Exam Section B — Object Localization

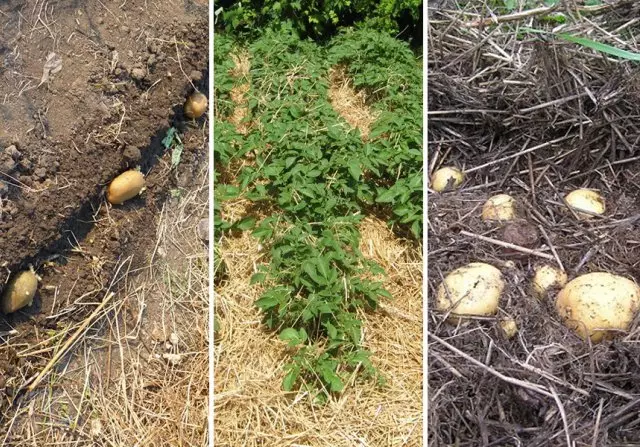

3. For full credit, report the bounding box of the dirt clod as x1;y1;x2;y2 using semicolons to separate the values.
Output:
130;67;147;81
500;221;539;249
123;145;141;163
197;218;209;242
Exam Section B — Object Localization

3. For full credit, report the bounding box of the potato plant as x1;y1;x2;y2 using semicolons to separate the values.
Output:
214;26;422;402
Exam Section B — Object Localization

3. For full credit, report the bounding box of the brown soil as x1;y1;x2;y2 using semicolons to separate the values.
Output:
0;0;208;438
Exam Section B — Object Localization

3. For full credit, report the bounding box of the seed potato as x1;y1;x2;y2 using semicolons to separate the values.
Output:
436;262;505;321
555;272;640;342
1;270;38;314
107;170;145;205
532;264;568;299
482;194;517;222
184;92;208;119
430;167;463;192
564;189;605;219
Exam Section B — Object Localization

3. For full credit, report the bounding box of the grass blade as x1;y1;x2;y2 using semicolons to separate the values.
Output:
521;27;640;61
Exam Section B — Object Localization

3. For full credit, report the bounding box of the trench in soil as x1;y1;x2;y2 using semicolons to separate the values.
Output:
0;0;209;433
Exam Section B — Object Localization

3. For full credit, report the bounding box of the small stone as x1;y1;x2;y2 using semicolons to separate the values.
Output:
169;332;179;346
34;167;47;180
2;157;16;172
150;325;165;342
123;145;141;163
500;221;540;258
90;419;103;438
18;158;32;171
190;70;202;82
130;67;146;81
4;145;20;160
197;218;209;242
162;353;182;366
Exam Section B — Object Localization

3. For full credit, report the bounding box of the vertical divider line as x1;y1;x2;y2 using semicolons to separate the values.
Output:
208;2;215;446
423;2;429;446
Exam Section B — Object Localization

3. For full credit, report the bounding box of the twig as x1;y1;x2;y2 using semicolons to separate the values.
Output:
538;225;564;272
25;291;115;392
459;230;555;260
428;332;554;398
463;136;572;174
174;36;196;91
550;386;572;447
592;398;604;447
463;2;618;28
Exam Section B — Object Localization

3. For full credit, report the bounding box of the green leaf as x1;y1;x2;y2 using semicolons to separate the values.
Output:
171;143;183;168
279;328;300;342
303;261;325;285
522;27;640;61
503;0;517;11
283;367;299;391
317;256;331;279
162;127;176;148
255;295;280;310
347;161;362;181
325;321;338;339
376;188;397;203
558;33;640;61
234;216;257;231
216;185;240;201
250;273;267;284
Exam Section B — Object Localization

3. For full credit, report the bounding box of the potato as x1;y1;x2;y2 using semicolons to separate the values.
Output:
436;262;504;320
482;194;517;221
1;270;38;314
107;170;145;205
184;92;208;119
564;189;605;219
430;167;463;192
556;272;640;342
499;318;518;339
532;264;567;299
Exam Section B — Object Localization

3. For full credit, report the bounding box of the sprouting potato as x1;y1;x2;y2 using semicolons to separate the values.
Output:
107;170;145;205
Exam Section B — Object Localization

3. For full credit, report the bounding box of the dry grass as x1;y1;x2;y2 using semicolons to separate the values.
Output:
228;52;252;135
214;215;422;447
3;165;209;447
328;65;380;140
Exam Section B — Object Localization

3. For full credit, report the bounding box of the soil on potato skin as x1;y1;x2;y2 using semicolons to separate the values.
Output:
0;0;208;431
